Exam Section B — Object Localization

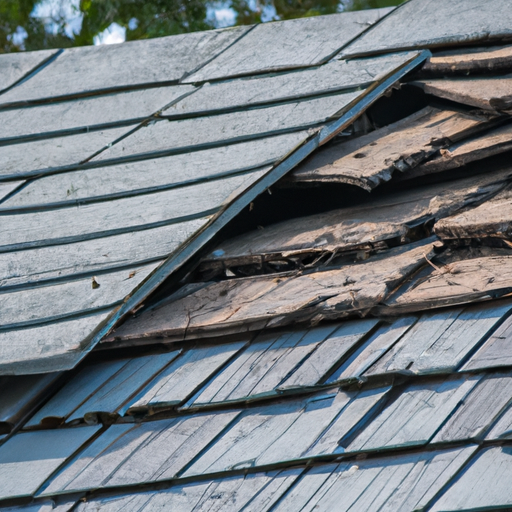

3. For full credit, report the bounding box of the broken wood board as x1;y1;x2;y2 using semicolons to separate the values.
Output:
401;123;512;181
1;132;307;210
0;85;195;143
0;262;160;330
0;217;210;289
41;411;240;495
105;239;435;343
423;45;512;75
183;9;392;82
366;300;512;377
290;107;496;190
0;126;131;180
0;49;57;93
0;27;250;106
167;52;417;117
202;170;511;271
381;247;512;314
341;0;512;58
435;186;512;241
413;76;512;111
0;170;266;251
91;92;363;165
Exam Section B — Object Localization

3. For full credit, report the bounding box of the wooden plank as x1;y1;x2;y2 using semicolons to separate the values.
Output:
432;372;512;443
0;262;160;329
124;342;248;414
0;27;250;106
414;76;512;111
0;311;111;376
423;45;512;75
74;469;301;512
273;446;477;512
0;126;131;180
402;123;512;181
0;217;210;289
367;301;512;376
0;49;57;92
290;107;495;191
382;248;512;314
202;169;511;269
41;411;239;495
183;9;392;82
0;85;195;143
0;426;100;500
2;132;308;210
463;314;512;371
278;319;379;390
486;404;512;440
0;170;267;251
341;0;512;58
435;186;512;241
429;447;512;512
91;92;364;164
184;389;385;476
347;376;480;453
185;326;339;406
0;373;61;434
170;52;418;116
0;181;23;203
326;316;417;383
107;239;435;343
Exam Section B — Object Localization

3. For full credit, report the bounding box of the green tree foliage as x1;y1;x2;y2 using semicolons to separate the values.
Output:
0;0;405;53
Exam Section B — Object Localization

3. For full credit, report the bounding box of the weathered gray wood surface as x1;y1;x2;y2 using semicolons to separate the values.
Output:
0;262;159;329
429;447;512;512
341;0;512;58
347;377;479;453
184;9;392;82
290;107;494;190
486;405;512;440
203;170;510;268
42;411;239;494
463;314;512;371
0;181;23;203
327;316;417;383
0;171;265;251
273;446;477;512
2;132;306;209
403;123;512;181
0;49;57;92
0;426;100;500
92;92;361;164
75;469;301;512
0;85;195;143
435;186;512;241
382;248;512;313
414;76;512;111
126;342;247;414
423;45;512;75
432;372;512;443
0;126;130;180
367;301;512;376
107;240;435;343
185;326;341;406
184;388;388;477
0;373;61;433
0;217;210;288
0;310;111;375
169;52;416;116
0;27;249;105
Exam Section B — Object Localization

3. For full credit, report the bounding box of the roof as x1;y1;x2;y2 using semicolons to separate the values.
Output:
3;1;512;510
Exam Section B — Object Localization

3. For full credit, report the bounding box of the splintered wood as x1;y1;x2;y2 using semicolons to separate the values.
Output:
290;107;496;190
106;240;434;343
414;76;512;111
